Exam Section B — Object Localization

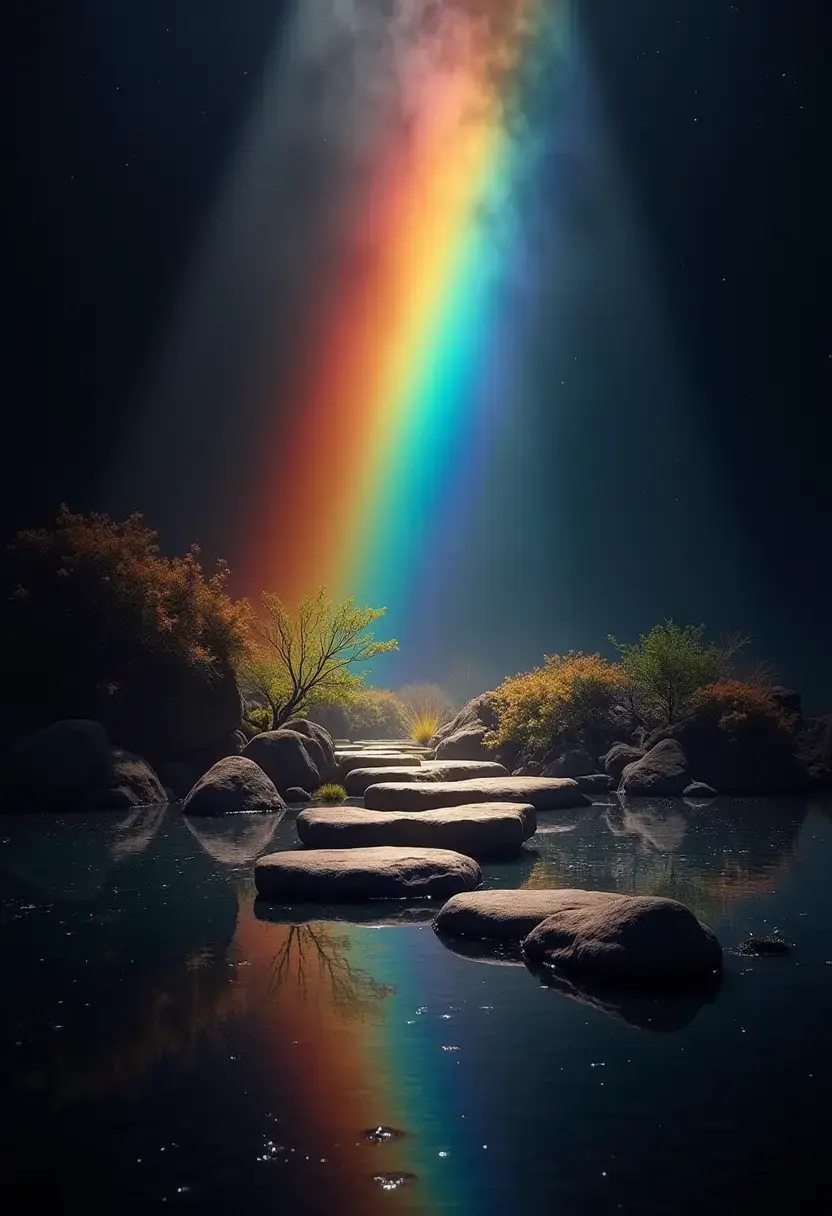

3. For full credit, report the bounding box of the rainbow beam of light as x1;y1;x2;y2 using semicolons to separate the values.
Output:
244;1;578;650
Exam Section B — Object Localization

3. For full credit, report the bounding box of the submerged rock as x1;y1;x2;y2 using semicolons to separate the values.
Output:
254;846;482;902
182;756;285;816
683;780;718;799
364;776;589;813
573;773;615;794
523;893;722;985
737;936;791;957
296;803;535;859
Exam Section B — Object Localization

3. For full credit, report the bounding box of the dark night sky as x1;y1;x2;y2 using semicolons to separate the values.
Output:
5;1;831;706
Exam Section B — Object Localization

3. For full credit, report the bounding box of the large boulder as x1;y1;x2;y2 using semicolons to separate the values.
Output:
364;776;590;813
431;693;498;747
242;729;321;795
283;719;336;781
434;725;492;761
254;846;482;902
89;749;167;810
619;739;691;796
345;760;508;797
601;743;646;779
542;749;596;778
296;804;535;859
434;888;618;942
522;893;722;986
4;719;111;807
182;756;286;816
647;709;807;795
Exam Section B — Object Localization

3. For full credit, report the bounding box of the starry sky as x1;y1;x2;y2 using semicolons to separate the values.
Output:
5;1;831;706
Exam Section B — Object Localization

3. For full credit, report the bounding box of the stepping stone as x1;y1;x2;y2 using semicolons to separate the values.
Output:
435;889;619;942
337;753;422;779
254;846;481;902
364;776;590;813
523;893;722;985
344;761;507;797
296;803;536;859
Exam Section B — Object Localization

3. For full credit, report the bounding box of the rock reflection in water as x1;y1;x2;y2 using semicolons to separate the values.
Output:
183;810;284;867
526;961;720;1033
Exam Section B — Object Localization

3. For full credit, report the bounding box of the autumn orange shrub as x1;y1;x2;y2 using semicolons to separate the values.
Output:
0;506;250;735
690;680;790;734
488;652;626;760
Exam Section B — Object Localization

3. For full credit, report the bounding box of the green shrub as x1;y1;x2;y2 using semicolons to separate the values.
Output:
312;783;347;804
306;687;408;740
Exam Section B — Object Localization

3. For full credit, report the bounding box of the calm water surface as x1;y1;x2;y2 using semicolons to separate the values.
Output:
2;795;831;1215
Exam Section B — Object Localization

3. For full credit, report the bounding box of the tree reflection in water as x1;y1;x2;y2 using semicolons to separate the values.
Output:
267;923;393;1021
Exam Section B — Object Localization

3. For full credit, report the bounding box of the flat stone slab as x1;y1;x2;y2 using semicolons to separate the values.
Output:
345;761;507;797
254;846;481;903
364;776;589;813
336;753;422;777
523;893;722;985
296;804;536;859
435;888;620;942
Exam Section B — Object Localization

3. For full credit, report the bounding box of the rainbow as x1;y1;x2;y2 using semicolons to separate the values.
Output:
243;1;577;650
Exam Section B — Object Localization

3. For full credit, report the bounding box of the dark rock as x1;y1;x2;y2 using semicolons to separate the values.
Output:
619;740;691;796
364;776;590;813
89;749;167;810
574;773;615;794
737;936;791;957
542;749;596;778
285;786;312;803
242;729;321;795
797;714;832;785
647;709;807;795
434;724;492;761
601;743;646;779
158;761;199;801
512;763;542;777
770;687;802;718
683;780;718;799
182;756;286;816
283;718;336;781
431;693;498;747
254;846;482;902
5;719;110;807
522;893;722;986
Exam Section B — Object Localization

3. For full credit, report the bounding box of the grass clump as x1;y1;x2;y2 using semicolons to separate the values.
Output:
398;683;456;745
312;783;348;805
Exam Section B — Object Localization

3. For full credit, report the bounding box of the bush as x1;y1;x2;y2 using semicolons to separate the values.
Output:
690;681;790;736
610;621;724;727
312;783;347;804
0;507;249;752
245;707;272;733
306;688;408;741
488;652;625;762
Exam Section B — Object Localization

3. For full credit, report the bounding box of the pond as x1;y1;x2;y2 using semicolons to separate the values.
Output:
2;795;831;1215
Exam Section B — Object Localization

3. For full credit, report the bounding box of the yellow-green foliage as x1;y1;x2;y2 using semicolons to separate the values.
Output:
691;680;789;735
397;683;455;745
610;620;724;726
313;783;348;804
489;652;626;758
239;587;398;728
306;687;409;740
246;707;272;732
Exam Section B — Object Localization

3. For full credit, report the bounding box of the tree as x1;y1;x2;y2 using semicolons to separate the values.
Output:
241;587;398;729
609;621;729;726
